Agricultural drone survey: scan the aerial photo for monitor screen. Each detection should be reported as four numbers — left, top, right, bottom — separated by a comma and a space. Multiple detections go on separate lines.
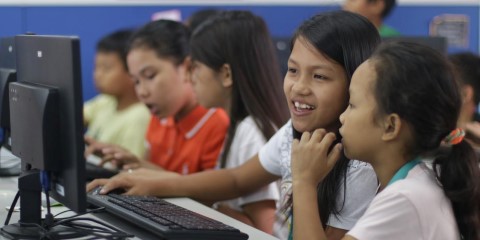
1, 34, 86, 238
0, 37, 16, 148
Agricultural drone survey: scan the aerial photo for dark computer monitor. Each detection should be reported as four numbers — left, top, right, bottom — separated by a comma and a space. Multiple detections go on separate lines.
0, 37, 16, 149
1, 34, 86, 239
382, 36, 448, 55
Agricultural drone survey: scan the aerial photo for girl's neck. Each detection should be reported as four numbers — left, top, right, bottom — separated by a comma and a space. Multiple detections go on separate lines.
373, 153, 410, 192
115, 91, 139, 111
371, 17, 383, 30
174, 95, 198, 122
223, 99, 232, 118
292, 123, 341, 140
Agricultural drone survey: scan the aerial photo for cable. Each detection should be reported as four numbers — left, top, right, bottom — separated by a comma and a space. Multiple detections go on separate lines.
15, 221, 49, 236
4, 190, 19, 225
52, 217, 134, 239
6, 170, 130, 239
53, 206, 106, 219
40, 170, 54, 228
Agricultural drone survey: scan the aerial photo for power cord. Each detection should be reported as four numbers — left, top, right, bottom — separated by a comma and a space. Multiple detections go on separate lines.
53, 206, 106, 219
52, 217, 134, 239
3, 190, 19, 225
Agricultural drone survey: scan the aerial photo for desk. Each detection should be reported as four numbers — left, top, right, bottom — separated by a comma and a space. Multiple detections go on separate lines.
0, 176, 279, 240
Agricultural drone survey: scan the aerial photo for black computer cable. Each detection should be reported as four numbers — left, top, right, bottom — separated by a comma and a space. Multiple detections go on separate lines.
51, 217, 134, 239
53, 206, 106, 219
3, 190, 19, 225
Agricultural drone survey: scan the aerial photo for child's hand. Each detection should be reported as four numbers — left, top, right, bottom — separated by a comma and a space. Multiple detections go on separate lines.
86, 170, 180, 196
84, 136, 106, 158
99, 145, 141, 169
291, 129, 342, 186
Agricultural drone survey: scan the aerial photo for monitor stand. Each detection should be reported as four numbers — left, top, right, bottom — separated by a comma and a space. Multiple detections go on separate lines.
1, 170, 44, 238
0, 170, 87, 239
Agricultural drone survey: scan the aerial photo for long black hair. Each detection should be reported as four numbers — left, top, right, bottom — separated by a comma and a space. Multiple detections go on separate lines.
191, 10, 289, 168
288, 10, 380, 226
371, 41, 480, 240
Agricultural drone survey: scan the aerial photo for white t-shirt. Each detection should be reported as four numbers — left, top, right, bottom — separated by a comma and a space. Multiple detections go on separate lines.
259, 120, 377, 237
348, 163, 460, 240
216, 116, 280, 211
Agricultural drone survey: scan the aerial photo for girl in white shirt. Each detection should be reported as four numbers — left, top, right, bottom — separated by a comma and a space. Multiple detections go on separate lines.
291, 41, 480, 239
88, 10, 381, 239
188, 10, 289, 233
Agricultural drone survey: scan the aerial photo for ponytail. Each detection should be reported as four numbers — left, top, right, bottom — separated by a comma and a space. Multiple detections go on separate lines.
433, 141, 480, 240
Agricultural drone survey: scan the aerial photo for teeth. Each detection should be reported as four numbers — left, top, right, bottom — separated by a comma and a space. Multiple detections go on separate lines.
294, 101, 314, 110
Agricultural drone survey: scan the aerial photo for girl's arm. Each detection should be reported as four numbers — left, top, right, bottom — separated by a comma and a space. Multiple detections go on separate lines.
291, 129, 343, 240
87, 154, 279, 203
292, 180, 325, 238
242, 200, 276, 234
216, 200, 276, 234
292, 182, 352, 240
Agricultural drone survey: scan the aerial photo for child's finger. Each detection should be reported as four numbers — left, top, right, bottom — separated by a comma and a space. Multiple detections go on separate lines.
300, 131, 312, 143
86, 178, 109, 192
319, 132, 337, 151
84, 136, 96, 145
99, 176, 130, 194
84, 144, 101, 158
99, 154, 115, 167
310, 129, 327, 143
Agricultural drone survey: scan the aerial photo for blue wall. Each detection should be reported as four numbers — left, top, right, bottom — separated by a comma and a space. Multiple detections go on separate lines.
0, 4, 478, 101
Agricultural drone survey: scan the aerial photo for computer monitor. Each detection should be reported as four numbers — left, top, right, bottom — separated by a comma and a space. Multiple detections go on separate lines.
1, 34, 86, 239
0, 37, 16, 149
382, 36, 448, 55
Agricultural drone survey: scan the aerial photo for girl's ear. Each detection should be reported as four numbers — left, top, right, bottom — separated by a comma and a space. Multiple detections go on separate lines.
184, 56, 192, 71
178, 56, 191, 83
382, 113, 402, 141
462, 85, 474, 104
220, 63, 233, 88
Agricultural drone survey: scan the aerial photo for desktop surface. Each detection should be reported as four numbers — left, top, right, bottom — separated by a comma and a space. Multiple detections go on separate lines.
0, 147, 20, 176
0, 176, 279, 240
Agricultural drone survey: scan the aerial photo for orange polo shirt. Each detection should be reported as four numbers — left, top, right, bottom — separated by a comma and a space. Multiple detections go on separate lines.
146, 106, 229, 174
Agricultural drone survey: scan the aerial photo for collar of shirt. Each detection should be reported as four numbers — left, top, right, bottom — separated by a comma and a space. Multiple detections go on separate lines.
159, 105, 216, 139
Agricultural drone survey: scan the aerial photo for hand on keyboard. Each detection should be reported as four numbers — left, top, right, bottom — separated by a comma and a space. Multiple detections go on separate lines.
86, 169, 180, 196
85, 136, 141, 170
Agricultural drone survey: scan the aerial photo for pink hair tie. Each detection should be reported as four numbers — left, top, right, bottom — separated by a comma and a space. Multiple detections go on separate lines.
443, 128, 465, 145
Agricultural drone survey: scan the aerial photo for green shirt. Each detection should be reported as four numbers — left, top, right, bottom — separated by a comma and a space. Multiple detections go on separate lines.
84, 94, 150, 158
379, 24, 400, 37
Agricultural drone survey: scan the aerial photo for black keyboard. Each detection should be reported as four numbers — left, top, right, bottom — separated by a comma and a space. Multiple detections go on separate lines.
87, 187, 249, 240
